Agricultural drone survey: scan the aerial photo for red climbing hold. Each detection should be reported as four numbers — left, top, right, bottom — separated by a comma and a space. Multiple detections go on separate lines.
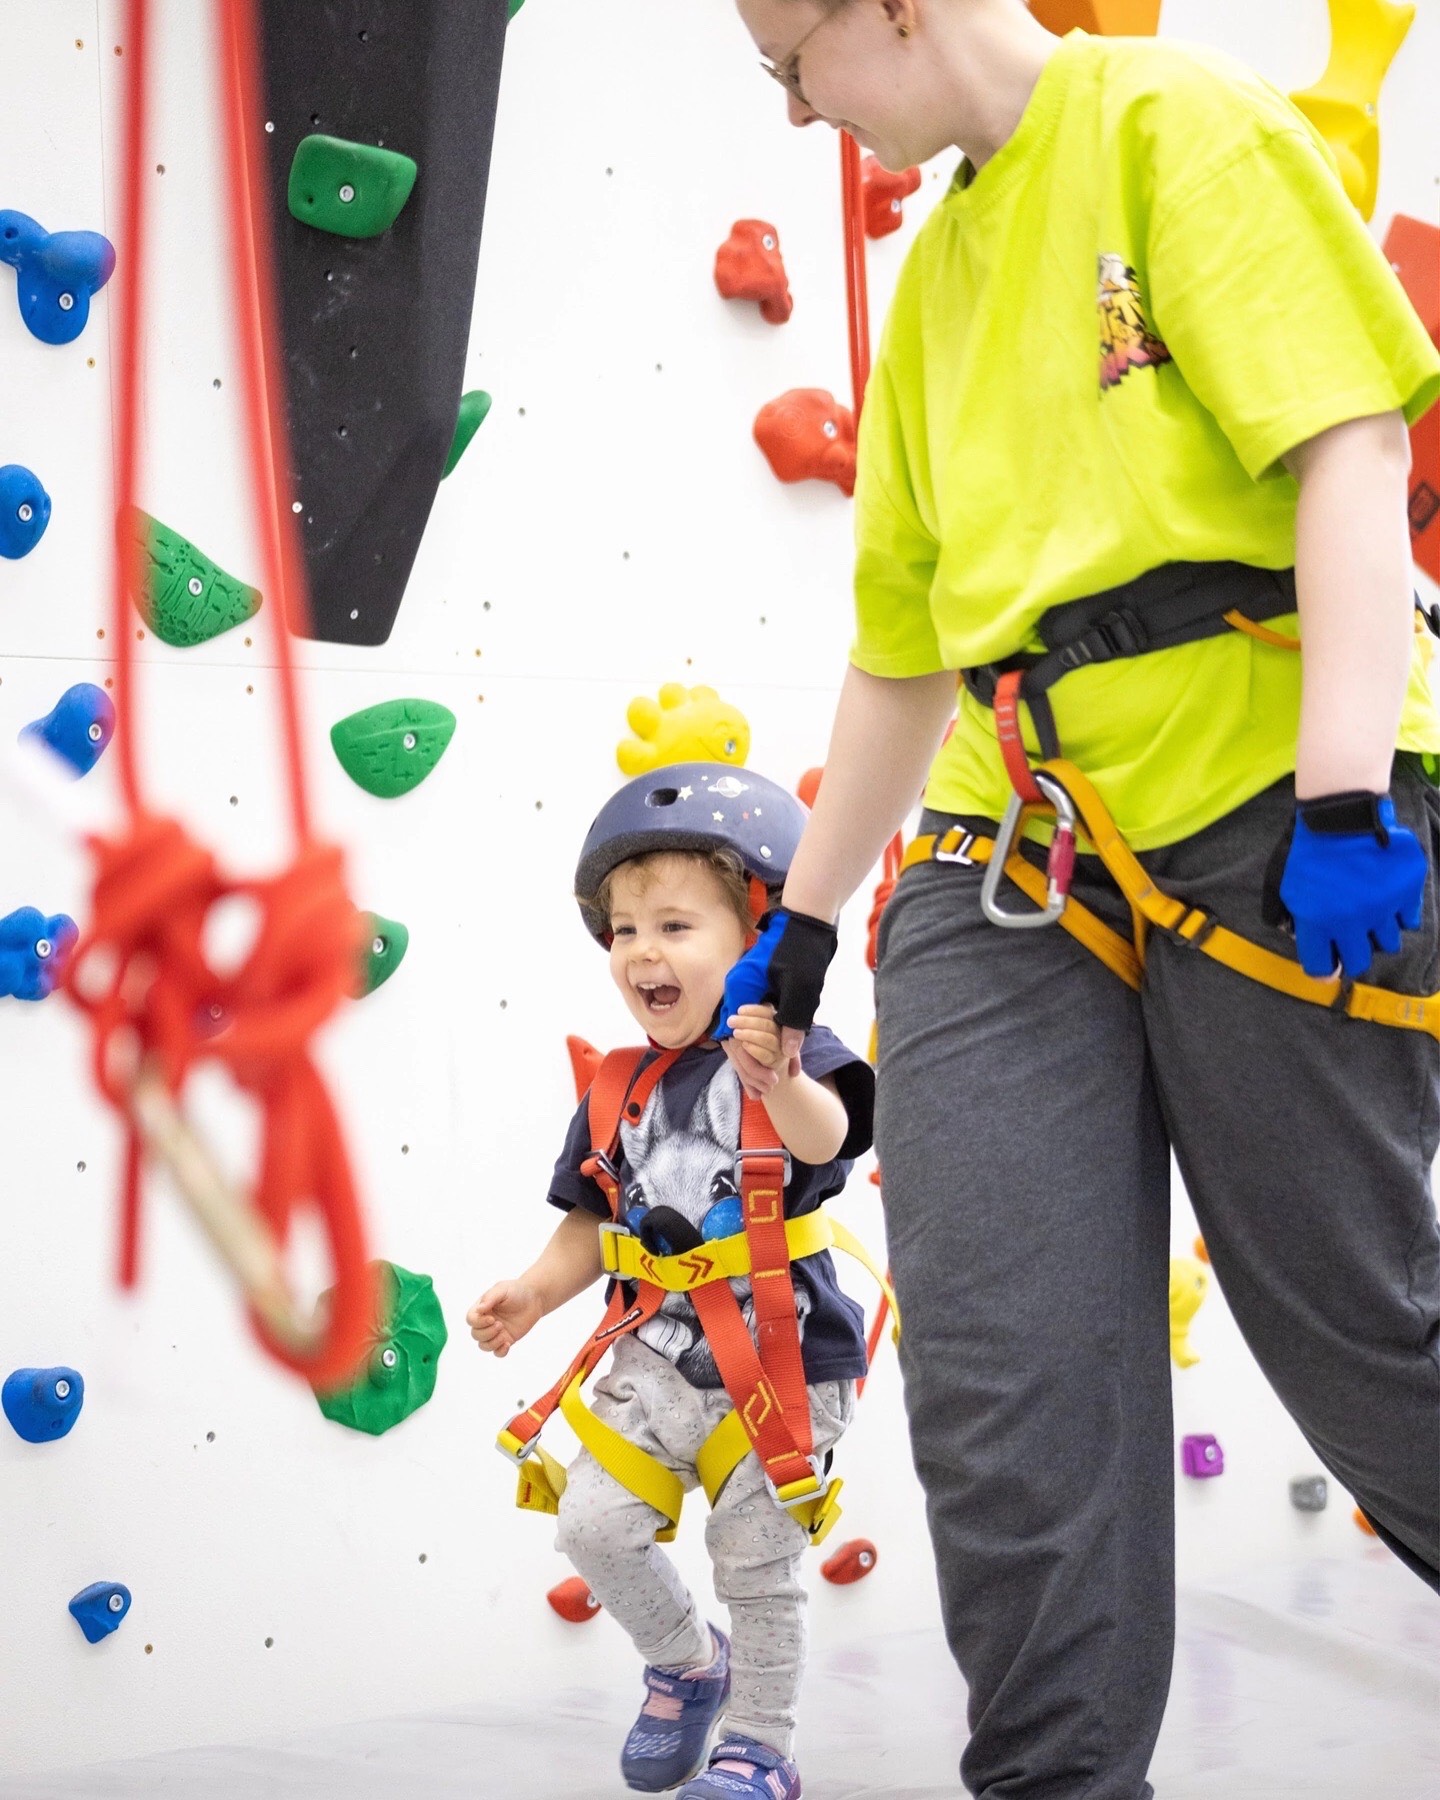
567, 1033, 604, 1102
714, 219, 793, 325
797, 767, 823, 809
1382, 217, 1440, 584
821, 1538, 879, 1585
548, 1576, 602, 1622
860, 158, 921, 239
754, 390, 856, 497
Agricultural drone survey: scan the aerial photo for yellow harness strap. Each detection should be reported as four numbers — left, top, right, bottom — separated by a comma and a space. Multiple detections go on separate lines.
900, 757, 1440, 1039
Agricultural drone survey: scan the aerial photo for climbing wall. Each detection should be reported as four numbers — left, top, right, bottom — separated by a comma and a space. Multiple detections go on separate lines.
1, 0, 1437, 1781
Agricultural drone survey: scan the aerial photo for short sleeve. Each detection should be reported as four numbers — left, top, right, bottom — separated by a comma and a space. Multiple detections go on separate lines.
1147, 126, 1440, 482
850, 300, 945, 678
546, 1097, 609, 1218
799, 1024, 875, 1161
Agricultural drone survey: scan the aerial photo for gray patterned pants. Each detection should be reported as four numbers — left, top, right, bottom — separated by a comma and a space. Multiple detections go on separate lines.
555, 1333, 855, 1758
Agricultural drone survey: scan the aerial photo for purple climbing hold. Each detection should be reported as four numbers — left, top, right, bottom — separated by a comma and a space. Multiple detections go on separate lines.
0, 465, 51, 559
0, 907, 77, 1000
1181, 1433, 1225, 1479
68, 1582, 131, 1644
0, 211, 115, 345
21, 683, 115, 777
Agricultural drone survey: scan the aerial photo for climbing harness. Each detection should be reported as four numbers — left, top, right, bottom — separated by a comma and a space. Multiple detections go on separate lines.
61, 0, 375, 1388
497, 1045, 898, 1548
902, 560, 1440, 1037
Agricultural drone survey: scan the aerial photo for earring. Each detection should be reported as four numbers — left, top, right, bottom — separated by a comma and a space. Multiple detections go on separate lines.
898, 24, 911, 36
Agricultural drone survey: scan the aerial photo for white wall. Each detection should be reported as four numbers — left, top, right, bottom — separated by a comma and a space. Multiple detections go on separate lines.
0, 0, 1436, 1778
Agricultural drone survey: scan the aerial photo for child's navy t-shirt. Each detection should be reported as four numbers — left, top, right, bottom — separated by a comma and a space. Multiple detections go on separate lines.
547, 1028, 875, 1392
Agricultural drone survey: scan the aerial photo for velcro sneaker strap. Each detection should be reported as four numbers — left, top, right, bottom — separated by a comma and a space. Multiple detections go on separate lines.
602, 1210, 835, 1289
559, 1371, 684, 1539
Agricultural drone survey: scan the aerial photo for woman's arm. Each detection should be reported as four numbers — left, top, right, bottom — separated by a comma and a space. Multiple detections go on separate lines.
782, 664, 958, 921
1283, 410, 1416, 799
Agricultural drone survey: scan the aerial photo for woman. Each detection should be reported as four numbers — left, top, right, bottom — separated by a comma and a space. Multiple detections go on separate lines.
720, 3, 1440, 1796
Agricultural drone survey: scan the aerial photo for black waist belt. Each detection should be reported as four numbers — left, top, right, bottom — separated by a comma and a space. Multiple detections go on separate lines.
960, 560, 1299, 761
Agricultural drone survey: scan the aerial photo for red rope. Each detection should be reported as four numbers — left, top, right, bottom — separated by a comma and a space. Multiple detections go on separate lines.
840, 132, 871, 422
64, 0, 375, 1391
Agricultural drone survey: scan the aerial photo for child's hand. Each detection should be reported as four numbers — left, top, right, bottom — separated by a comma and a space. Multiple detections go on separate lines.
723, 1003, 801, 1097
467, 1281, 545, 1358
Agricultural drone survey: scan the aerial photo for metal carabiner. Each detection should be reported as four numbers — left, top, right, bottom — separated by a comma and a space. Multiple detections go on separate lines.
980, 770, 1079, 930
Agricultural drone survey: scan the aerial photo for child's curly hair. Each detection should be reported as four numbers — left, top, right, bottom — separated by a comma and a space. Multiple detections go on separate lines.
588, 847, 754, 936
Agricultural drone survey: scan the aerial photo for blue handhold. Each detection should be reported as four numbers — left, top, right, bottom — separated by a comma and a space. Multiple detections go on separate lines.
21, 683, 115, 777
0, 465, 51, 559
703, 1196, 744, 1241
0, 907, 78, 1000
0, 210, 116, 346
2, 1366, 84, 1442
68, 1582, 131, 1644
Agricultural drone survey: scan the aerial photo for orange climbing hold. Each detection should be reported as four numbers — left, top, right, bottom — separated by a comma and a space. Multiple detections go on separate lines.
1193, 1235, 1209, 1264
567, 1034, 604, 1102
547, 1576, 602, 1623
1353, 1506, 1378, 1537
860, 157, 921, 239
754, 390, 856, 496
1289, 0, 1415, 220
714, 219, 794, 325
1028, 0, 1160, 35
821, 1538, 879, 1585
1382, 216, 1440, 582
797, 767, 823, 809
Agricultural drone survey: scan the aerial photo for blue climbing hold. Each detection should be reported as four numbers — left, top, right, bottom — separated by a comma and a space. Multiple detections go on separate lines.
0, 907, 78, 1000
21, 683, 115, 777
68, 1582, 131, 1644
2, 1367, 85, 1442
0, 210, 116, 346
0, 465, 51, 559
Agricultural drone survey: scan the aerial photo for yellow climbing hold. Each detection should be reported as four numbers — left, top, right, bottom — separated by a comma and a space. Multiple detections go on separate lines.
1289, 0, 1415, 220
616, 684, 751, 778
1168, 1256, 1210, 1370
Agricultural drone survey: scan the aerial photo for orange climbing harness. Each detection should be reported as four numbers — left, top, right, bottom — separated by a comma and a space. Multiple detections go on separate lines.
902, 570, 1440, 1037
61, 0, 375, 1389
497, 1047, 898, 1545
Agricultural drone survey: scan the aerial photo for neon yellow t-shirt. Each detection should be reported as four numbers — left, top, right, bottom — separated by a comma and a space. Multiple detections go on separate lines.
851, 30, 1440, 850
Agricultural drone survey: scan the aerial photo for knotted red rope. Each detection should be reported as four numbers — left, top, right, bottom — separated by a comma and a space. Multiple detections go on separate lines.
64, 0, 375, 1390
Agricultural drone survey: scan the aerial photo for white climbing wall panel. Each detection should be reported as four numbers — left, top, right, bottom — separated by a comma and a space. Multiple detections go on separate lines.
0, 0, 1436, 1779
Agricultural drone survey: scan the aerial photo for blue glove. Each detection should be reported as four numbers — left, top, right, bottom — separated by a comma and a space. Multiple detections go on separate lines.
1269, 792, 1427, 980
713, 907, 838, 1040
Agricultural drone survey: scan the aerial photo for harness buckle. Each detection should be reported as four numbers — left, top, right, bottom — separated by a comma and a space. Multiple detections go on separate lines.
735, 1145, 793, 1188
933, 829, 978, 866
1171, 909, 1219, 952
496, 1427, 539, 1467
980, 770, 1078, 930
598, 1220, 632, 1275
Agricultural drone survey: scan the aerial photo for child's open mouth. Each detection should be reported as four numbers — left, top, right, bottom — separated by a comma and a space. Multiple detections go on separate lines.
638, 981, 681, 1015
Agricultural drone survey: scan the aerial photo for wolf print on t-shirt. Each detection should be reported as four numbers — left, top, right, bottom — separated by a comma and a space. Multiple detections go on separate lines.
619, 1060, 811, 1389
1098, 253, 1171, 391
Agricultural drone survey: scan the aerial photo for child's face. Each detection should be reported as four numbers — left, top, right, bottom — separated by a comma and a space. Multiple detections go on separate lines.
606, 857, 749, 1050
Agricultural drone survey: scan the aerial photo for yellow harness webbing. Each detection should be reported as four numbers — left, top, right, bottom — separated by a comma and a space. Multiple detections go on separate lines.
900, 755, 1440, 1038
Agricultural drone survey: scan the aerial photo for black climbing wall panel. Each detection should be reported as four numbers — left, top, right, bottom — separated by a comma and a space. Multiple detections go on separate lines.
259, 0, 508, 645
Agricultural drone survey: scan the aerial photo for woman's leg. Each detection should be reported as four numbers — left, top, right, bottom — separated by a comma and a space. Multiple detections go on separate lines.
876, 842, 1174, 1800
1142, 762, 1440, 1589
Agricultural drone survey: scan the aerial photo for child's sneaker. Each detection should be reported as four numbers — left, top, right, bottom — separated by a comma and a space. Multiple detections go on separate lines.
620, 1625, 732, 1792
677, 1735, 802, 1798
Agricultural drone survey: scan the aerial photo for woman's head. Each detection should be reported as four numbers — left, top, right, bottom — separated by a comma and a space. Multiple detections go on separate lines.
737, 0, 1054, 173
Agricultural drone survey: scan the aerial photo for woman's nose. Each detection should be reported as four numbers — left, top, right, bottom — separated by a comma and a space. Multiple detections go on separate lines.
787, 91, 821, 128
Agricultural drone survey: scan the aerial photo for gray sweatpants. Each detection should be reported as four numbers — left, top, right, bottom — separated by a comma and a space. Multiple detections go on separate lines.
555, 1332, 856, 1759
875, 756, 1440, 1800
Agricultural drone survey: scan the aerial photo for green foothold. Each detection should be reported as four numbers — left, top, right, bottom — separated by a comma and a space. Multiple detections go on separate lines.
330, 699, 456, 798
287, 135, 418, 239
355, 911, 410, 997
442, 390, 492, 479
508, 0, 526, 17
126, 509, 262, 648
313, 1261, 447, 1436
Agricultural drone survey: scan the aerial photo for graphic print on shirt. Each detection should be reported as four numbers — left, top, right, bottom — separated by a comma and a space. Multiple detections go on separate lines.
1098, 253, 1171, 391
619, 1061, 811, 1388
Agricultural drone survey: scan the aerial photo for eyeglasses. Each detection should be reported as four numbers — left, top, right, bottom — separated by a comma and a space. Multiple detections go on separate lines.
760, 2, 850, 109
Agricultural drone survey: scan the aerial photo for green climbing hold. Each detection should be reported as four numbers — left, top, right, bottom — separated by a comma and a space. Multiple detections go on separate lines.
287, 135, 418, 240
354, 911, 410, 997
508, 0, 526, 18
126, 509, 262, 648
330, 698, 456, 798
313, 1261, 447, 1436
442, 390, 492, 480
